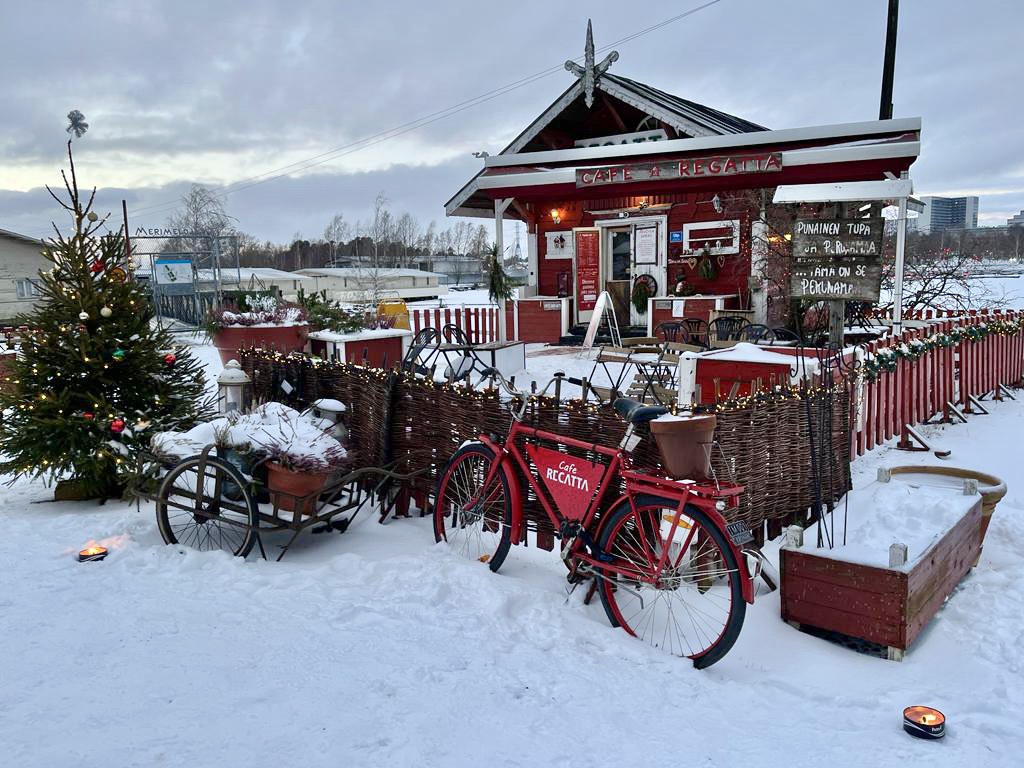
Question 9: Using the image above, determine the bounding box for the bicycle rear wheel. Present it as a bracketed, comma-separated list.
[596, 494, 745, 668]
[433, 443, 513, 572]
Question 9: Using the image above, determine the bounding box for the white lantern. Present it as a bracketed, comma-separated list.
[217, 360, 252, 414]
[309, 398, 348, 442]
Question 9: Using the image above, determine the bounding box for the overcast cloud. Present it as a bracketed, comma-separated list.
[2, 0, 1022, 243]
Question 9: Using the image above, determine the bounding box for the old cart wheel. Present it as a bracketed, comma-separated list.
[156, 455, 258, 557]
[596, 495, 745, 669]
[434, 443, 512, 572]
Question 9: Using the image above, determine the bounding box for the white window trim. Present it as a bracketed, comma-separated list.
[15, 278, 41, 299]
[682, 219, 741, 255]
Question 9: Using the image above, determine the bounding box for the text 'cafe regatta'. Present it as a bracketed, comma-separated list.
[445, 22, 921, 344]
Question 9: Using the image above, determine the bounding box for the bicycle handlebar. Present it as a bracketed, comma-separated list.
[479, 367, 588, 420]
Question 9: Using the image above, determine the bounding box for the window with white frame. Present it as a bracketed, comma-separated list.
[682, 220, 740, 255]
[15, 279, 41, 299]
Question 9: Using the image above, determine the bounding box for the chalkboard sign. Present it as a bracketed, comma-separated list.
[790, 217, 884, 302]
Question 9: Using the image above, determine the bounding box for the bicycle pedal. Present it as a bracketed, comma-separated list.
[331, 519, 351, 534]
[311, 524, 332, 535]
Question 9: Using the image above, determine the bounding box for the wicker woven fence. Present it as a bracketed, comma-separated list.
[239, 349, 850, 547]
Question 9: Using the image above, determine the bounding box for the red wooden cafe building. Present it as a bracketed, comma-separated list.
[445, 23, 922, 344]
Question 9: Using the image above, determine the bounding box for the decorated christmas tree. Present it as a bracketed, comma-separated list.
[0, 120, 212, 498]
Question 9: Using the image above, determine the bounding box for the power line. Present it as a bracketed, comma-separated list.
[124, 1, 727, 224]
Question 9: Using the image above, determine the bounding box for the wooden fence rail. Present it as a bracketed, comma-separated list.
[408, 305, 501, 344]
[852, 309, 1024, 456]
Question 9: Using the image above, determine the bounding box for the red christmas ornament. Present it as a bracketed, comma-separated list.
[90, 260, 105, 274]
[110, 418, 126, 434]
[163, 353, 177, 367]
[83, 411, 95, 421]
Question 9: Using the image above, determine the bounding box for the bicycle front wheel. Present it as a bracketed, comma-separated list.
[596, 494, 745, 668]
[433, 443, 513, 572]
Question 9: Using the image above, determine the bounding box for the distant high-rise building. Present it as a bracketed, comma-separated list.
[1008, 210, 1024, 227]
[911, 196, 979, 234]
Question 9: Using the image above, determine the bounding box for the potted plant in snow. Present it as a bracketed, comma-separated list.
[264, 443, 348, 516]
[206, 293, 309, 364]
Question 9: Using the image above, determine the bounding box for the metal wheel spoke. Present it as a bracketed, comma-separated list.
[157, 456, 256, 558]
[601, 501, 740, 662]
[436, 448, 509, 567]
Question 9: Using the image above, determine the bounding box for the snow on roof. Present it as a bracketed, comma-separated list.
[0, 227, 44, 246]
[295, 267, 446, 279]
[239, 267, 314, 281]
[135, 266, 312, 282]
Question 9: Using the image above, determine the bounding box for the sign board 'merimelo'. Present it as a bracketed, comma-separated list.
[790, 217, 884, 302]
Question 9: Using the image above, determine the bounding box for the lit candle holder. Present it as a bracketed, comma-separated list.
[903, 706, 946, 740]
[77, 545, 108, 562]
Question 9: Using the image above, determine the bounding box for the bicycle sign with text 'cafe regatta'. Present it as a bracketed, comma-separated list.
[526, 444, 606, 521]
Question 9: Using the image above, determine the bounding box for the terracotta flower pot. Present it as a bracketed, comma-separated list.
[265, 461, 330, 516]
[648, 414, 716, 480]
[214, 324, 308, 365]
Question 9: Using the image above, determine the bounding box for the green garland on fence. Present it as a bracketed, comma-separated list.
[861, 317, 1024, 382]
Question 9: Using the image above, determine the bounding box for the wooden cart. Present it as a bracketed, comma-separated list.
[143, 446, 427, 560]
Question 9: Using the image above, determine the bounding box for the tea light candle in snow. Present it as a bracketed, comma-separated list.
[903, 706, 945, 739]
[77, 545, 108, 562]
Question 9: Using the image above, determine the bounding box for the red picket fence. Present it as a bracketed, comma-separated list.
[851, 309, 1024, 456]
[408, 305, 501, 344]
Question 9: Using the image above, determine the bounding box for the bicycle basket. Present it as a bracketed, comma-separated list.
[647, 413, 716, 480]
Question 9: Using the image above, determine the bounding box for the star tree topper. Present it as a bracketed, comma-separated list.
[564, 20, 619, 109]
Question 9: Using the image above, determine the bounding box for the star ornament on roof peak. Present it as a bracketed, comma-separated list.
[565, 19, 619, 109]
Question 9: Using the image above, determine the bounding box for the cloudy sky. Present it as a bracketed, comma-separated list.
[2, 0, 1022, 244]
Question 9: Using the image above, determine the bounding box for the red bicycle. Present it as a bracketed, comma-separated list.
[434, 371, 761, 668]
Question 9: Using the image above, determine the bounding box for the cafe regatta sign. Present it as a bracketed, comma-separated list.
[576, 152, 782, 188]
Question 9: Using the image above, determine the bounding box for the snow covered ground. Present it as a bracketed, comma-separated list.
[3, 336, 1024, 766]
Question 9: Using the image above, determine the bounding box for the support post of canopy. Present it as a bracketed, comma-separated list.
[494, 198, 514, 342]
[892, 172, 909, 336]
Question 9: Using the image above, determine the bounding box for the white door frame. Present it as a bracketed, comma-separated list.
[593, 214, 668, 326]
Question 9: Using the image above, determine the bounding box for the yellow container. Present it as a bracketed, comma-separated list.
[377, 299, 410, 330]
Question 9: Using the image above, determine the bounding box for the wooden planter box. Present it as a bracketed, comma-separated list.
[307, 329, 410, 369]
[780, 495, 982, 659]
[214, 324, 309, 365]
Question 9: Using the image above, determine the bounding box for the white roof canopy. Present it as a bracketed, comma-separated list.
[773, 179, 913, 203]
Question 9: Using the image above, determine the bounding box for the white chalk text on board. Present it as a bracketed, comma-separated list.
[790, 217, 884, 302]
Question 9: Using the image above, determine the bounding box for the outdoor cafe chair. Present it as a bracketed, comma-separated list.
[654, 321, 684, 344]
[768, 327, 802, 345]
[707, 316, 749, 348]
[737, 323, 774, 343]
[681, 317, 709, 347]
[401, 327, 442, 376]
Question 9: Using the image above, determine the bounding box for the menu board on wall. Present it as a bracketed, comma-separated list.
[574, 229, 600, 312]
[634, 225, 658, 264]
